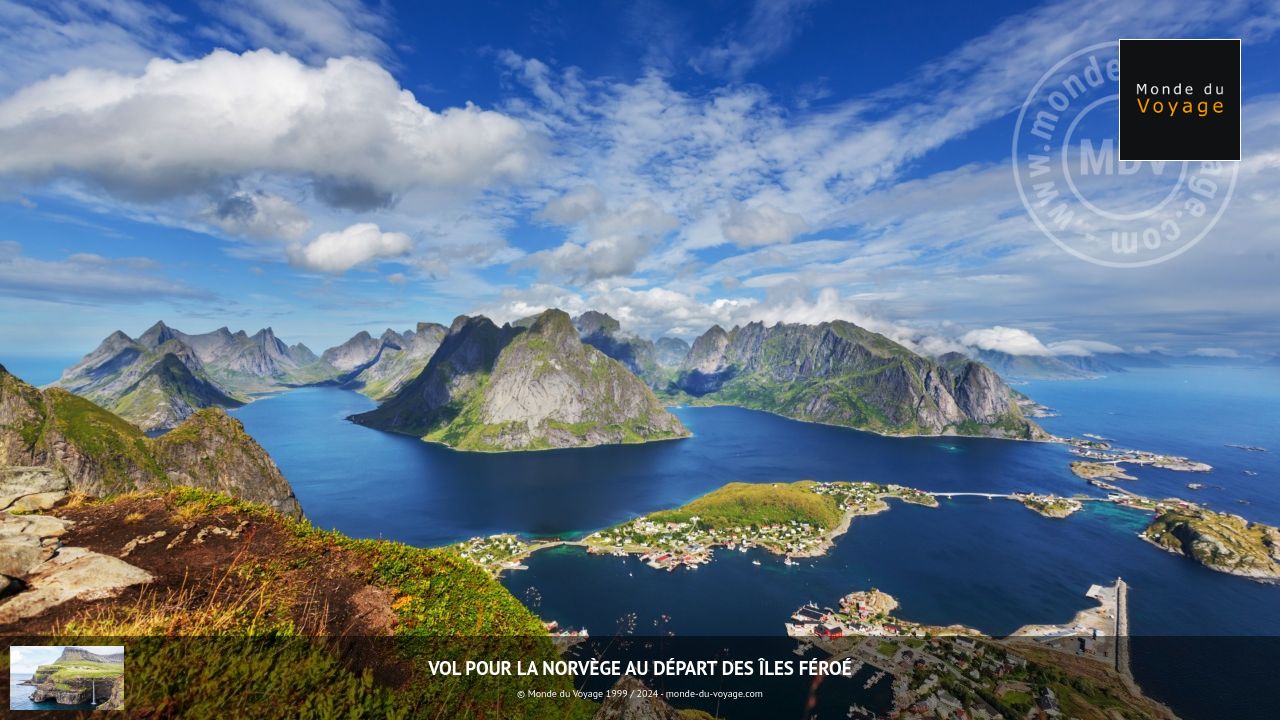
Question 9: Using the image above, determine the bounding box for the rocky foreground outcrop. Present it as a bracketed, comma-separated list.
[0, 365, 301, 517]
[672, 321, 1044, 438]
[0, 511, 152, 623]
[353, 310, 689, 451]
[3, 489, 578, 719]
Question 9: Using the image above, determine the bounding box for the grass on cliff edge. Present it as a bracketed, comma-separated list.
[45, 487, 593, 720]
[646, 480, 844, 530]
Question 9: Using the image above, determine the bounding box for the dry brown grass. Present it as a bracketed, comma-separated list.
[123, 511, 146, 524]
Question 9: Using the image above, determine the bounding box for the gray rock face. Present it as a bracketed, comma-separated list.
[1, 466, 69, 512]
[354, 310, 688, 451]
[328, 322, 448, 400]
[673, 321, 1042, 438]
[0, 543, 153, 624]
[0, 511, 72, 581]
[150, 409, 303, 520]
[321, 330, 383, 371]
[50, 321, 333, 431]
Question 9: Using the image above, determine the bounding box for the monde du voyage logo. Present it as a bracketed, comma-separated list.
[1013, 40, 1241, 268]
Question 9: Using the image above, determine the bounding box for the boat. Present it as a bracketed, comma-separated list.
[752, 560, 761, 566]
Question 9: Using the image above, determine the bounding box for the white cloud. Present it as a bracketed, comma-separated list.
[0, 0, 185, 96]
[526, 198, 677, 282]
[287, 223, 412, 273]
[0, 49, 537, 206]
[691, 0, 821, 78]
[1046, 339, 1125, 357]
[203, 191, 311, 241]
[199, 0, 394, 65]
[720, 202, 809, 247]
[960, 326, 1052, 356]
[539, 186, 606, 224]
[0, 241, 208, 303]
[1189, 347, 1242, 358]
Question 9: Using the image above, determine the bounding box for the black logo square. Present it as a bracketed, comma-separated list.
[1119, 39, 1240, 161]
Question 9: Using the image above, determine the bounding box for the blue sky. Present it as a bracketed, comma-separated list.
[1, 0, 1279, 362]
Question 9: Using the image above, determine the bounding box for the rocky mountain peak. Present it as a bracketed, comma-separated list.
[574, 310, 621, 337]
[527, 308, 576, 340]
[138, 321, 178, 349]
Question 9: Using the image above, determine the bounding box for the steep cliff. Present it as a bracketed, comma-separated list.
[353, 310, 689, 451]
[672, 321, 1043, 439]
[0, 365, 302, 518]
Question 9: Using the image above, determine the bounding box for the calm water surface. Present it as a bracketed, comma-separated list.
[227, 366, 1280, 720]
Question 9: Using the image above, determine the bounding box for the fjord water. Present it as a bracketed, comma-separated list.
[230, 366, 1280, 720]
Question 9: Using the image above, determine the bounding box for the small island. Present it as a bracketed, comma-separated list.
[582, 481, 938, 570]
[1070, 461, 1136, 481]
[1143, 506, 1280, 582]
[1014, 493, 1083, 518]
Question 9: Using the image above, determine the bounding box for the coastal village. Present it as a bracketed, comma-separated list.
[779, 581, 1166, 719]
[584, 482, 940, 571]
[448, 436, 1280, 586]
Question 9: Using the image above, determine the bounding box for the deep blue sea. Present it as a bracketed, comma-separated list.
[225, 366, 1280, 720]
[4, 354, 1278, 719]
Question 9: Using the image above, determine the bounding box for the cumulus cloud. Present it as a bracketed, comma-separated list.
[960, 326, 1052, 356]
[720, 202, 810, 247]
[0, 49, 537, 206]
[288, 223, 412, 273]
[526, 199, 677, 282]
[203, 191, 311, 241]
[539, 186, 606, 224]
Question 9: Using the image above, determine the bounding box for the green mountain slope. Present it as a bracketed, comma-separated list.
[1, 365, 300, 517]
[672, 321, 1044, 439]
[353, 309, 689, 451]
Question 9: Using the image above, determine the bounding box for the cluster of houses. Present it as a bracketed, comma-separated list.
[587, 515, 831, 571]
[1070, 445, 1212, 472]
[452, 533, 532, 574]
[811, 481, 938, 511]
[782, 591, 1088, 720]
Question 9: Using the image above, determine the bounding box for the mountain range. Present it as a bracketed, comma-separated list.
[323, 323, 448, 400]
[49, 310, 1059, 447]
[51, 322, 334, 431]
[669, 322, 1045, 439]
[352, 309, 689, 451]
